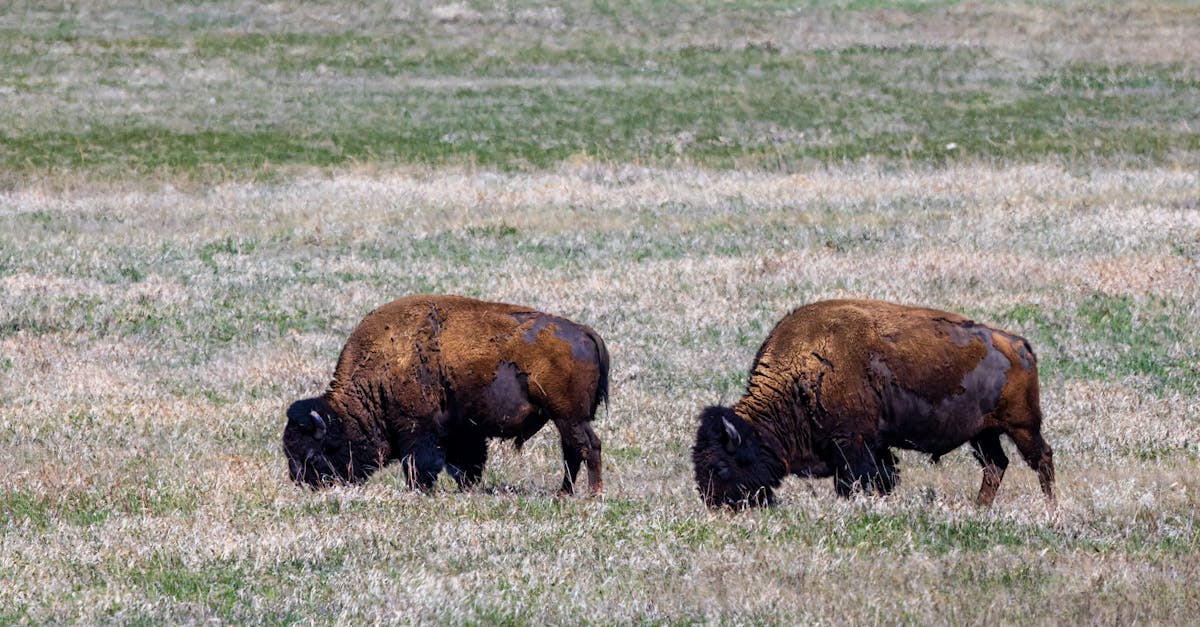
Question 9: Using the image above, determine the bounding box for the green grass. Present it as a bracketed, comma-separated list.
[998, 295, 1200, 394]
[4, 59, 1194, 174]
[2, 484, 200, 529]
[1, 3, 1197, 179]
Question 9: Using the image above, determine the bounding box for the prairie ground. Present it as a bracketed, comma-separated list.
[2, 1, 1199, 624]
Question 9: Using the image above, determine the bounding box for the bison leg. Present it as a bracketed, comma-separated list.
[556, 421, 602, 496]
[832, 443, 896, 497]
[870, 448, 900, 495]
[832, 440, 879, 498]
[444, 433, 488, 490]
[833, 466, 863, 498]
[581, 422, 602, 495]
[969, 431, 1009, 506]
[1008, 427, 1056, 504]
[401, 432, 445, 492]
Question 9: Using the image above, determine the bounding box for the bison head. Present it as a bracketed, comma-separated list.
[692, 406, 784, 509]
[282, 397, 360, 488]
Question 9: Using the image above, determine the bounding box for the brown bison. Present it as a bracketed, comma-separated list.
[284, 294, 608, 495]
[693, 299, 1055, 508]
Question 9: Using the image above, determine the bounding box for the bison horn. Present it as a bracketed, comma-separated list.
[722, 416, 742, 451]
[309, 410, 327, 440]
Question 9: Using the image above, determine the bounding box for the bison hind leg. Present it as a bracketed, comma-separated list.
[556, 421, 602, 496]
[970, 431, 1009, 506]
[1008, 427, 1055, 505]
[444, 433, 488, 490]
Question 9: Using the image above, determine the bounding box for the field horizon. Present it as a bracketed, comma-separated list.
[3, 1, 1199, 624]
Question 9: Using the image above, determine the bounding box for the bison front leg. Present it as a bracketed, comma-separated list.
[400, 432, 445, 492]
[444, 433, 488, 490]
[969, 431, 1009, 506]
[870, 447, 900, 495]
[830, 439, 898, 497]
[556, 421, 602, 496]
[831, 438, 880, 498]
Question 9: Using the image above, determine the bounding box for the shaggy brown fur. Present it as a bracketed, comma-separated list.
[693, 299, 1055, 509]
[284, 295, 609, 495]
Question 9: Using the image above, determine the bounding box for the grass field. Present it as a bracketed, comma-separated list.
[2, 1, 1199, 623]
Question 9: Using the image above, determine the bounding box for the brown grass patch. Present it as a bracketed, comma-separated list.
[2, 161, 1198, 622]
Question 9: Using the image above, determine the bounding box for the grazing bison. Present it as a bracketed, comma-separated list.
[693, 299, 1055, 508]
[284, 294, 608, 495]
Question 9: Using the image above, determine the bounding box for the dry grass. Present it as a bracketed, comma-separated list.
[2, 160, 1198, 623]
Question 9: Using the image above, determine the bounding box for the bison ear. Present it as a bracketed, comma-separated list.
[309, 411, 327, 440]
[721, 416, 742, 453]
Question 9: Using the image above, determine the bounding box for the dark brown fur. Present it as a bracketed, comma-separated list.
[693, 299, 1055, 508]
[284, 295, 609, 495]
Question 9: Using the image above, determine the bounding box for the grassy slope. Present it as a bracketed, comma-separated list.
[1, 1, 1198, 179]
[2, 1, 1199, 624]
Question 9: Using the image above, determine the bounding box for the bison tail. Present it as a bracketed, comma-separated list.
[584, 326, 610, 416]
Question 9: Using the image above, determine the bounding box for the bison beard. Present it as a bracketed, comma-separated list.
[282, 295, 609, 495]
[692, 407, 787, 508]
[692, 299, 1056, 509]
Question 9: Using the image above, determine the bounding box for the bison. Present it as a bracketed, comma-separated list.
[284, 294, 609, 495]
[693, 299, 1055, 508]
